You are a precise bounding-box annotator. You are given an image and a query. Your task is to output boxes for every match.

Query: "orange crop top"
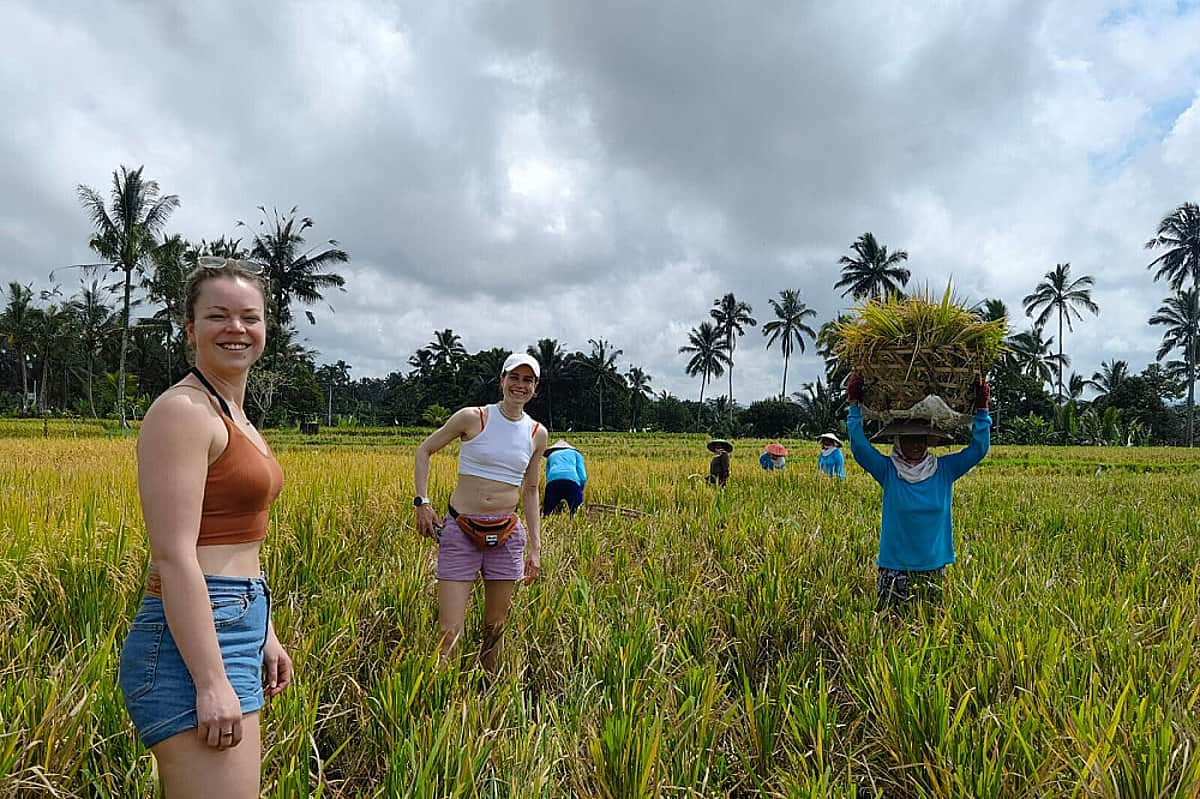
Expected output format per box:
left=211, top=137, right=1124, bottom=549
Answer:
left=145, top=373, right=284, bottom=596
left=196, top=412, right=284, bottom=546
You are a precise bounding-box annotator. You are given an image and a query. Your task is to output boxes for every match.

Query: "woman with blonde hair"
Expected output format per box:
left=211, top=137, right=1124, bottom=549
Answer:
left=414, top=353, right=548, bottom=670
left=118, top=258, right=292, bottom=797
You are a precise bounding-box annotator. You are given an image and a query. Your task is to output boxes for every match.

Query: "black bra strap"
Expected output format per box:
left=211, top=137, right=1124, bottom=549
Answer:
left=188, top=367, right=232, bottom=420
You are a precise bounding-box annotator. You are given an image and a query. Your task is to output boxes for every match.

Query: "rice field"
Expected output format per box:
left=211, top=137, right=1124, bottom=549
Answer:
left=3, top=421, right=1200, bottom=797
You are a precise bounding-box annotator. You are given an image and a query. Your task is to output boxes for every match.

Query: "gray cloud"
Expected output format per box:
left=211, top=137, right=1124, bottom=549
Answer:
left=2, top=0, right=1199, bottom=403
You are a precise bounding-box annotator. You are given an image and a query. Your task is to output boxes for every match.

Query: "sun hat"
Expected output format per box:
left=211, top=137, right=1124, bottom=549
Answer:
left=707, top=439, right=734, bottom=453
left=501, top=352, right=540, bottom=378
left=765, top=442, right=788, bottom=456
left=817, top=433, right=842, bottom=448
left=870, top=421, right=952, bottom=444
left=545, top=439, right=576, bottom=454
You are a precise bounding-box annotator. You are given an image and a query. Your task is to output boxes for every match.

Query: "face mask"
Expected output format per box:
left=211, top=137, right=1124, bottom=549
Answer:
left=889, top=445, right=937, bottom=483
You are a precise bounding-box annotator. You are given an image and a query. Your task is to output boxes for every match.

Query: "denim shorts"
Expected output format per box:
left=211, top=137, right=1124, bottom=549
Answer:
left=437, top=516, right=526, bottom=581
left=118, top=574, right=271, bottom=748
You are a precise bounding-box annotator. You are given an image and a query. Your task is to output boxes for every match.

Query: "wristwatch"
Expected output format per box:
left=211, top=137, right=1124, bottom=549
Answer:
left=413, top=496, right=432, bottom=508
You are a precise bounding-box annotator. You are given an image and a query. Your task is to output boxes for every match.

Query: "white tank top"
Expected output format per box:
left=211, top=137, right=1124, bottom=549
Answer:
left=458, top=404, right=540, bottom=485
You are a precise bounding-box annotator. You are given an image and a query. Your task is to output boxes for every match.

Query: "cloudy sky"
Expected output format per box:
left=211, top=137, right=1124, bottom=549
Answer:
left=3, top=0, right=1199, bottom=403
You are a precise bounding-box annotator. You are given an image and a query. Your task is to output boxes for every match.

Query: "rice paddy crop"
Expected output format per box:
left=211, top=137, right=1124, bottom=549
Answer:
left=834, top=284, right=1008, bottom=414
left=3, top=421, right=1200, bottom=797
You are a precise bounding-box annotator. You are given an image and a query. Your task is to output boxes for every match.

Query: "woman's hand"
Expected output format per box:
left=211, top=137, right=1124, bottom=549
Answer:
left=263, top=631, right=293, bottom=700
left=523, top=545, right=541, bottom=586
left=415, top=504, right=442, bottom=539
left=196, top=678, right=244, bottom=749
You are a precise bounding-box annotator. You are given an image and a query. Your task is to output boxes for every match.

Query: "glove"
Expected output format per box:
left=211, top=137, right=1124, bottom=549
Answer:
left=975, top=379, right=990, bottom=411
left=847, top=373, right=865, bottom=404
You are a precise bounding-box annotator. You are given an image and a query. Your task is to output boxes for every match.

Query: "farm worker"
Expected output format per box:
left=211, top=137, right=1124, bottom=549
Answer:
left=846, top=374, right=991, bottom=609
left=817, top=433, right=844, bottom=480
left=543, top=439, right=586, bottom=516
left=117, top=258, right=292, bottom=796
left=706, top=439, right=733, bottom=486
left=759, top=442, right=788, bottom=470
left=414, top=352, right=548, bottom=671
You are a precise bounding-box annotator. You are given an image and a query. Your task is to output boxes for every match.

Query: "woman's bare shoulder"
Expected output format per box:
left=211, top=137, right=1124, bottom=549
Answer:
left=139, top=386, right=221, bottom=448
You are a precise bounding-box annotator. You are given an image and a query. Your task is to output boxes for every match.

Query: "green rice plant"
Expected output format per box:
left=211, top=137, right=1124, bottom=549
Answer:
left=5, top=433, right=1200, bottom=796
left=736, top=673, right=789, bottom=792
left=585, top=709, right=664, bottom=799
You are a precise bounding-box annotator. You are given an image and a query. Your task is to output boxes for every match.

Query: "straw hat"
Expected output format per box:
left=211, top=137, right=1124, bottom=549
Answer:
left=870, top=421, right=952, bottom=444
left=545, top=439, right=576, bottom=454
left=706, top=439, right=734, bottom=453
left=817, top=433, right=842, bottom=448
left=765, top=442, right=788, bottom=456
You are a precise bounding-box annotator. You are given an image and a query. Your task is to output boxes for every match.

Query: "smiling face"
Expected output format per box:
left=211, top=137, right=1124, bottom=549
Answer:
left=500, top=365, right=538, bottom=404
left=185, top=276, right=267, bottom=374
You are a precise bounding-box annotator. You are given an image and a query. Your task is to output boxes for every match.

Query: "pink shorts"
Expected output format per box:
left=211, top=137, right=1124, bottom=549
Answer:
left=437, top=515, right=527, bottom=581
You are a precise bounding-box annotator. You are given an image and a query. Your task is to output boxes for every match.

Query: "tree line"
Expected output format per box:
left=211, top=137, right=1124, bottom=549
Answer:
left=1, top=164, right=1198, bottom=444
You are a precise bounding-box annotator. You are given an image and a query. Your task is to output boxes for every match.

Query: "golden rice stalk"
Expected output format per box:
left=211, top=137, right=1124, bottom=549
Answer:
left=833, top=282, right=1008, bottom=412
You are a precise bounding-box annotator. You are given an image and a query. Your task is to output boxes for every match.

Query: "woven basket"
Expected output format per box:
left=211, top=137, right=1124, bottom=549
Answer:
left=856, top=343, right=979, bottom=415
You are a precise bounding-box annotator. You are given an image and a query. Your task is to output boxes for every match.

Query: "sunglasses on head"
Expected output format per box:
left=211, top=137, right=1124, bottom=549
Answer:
left=191, top=256, right=265, bottom=275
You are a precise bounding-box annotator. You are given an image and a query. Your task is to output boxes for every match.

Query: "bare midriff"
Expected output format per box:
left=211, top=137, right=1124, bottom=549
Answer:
left=145, top=543, right=263, bottom=596
left=449, top=473, right=522, bottom=515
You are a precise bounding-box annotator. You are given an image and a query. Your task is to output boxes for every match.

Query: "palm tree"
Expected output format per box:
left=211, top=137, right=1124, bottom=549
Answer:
left=1065, top=372, right=1087, bottom=403
left=527, top=338, right=567, bottom=429
left=1008, top=325, right=1068, bottom=389
left=144, top=234, right=190, bottom=384
left=31, top=302, right=73, bottom=412
left=761, top=289, right=817, bottom=397
left=1146, top=203, right=1200, bottom=291
left=1084, top=359, right=1130, bottom=403
left=710, top=293, right=756, bottom=422
left=793, top=378, right=841, bottom=436
left=571, top=338, right=624, bottom=430
left=428, top=329, right=467, bottom=370
left=816, top=314, right=851, bottom=386
left=1150, top=288, right=1200, bottom=446
left=679, top=321, right=731, bottom=406
left=835, top=232, right=911, bottom=300
left=974, top=298, right=1009, bottom=323
left=244, top=205, right=348, bottom=334
left=0, top=283, right=36, bottom=412
left=625, top=366, right=653, bottom=430
left=1021, top=263, right=1099, bottom=400
left=67, top=280, right=117, bottom=417
left=466, top=347, right=511, bottom=405
left=193, top=236, right=248, bottom=260
left=77, top=165, right=180, bottom=427
left=315, top=359, right=353, bottom=424
left=408, top=348, right=436, bottom=378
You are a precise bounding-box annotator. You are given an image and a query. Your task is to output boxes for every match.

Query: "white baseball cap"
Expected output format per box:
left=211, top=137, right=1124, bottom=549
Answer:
left=501, top=352, right=540, bottom=378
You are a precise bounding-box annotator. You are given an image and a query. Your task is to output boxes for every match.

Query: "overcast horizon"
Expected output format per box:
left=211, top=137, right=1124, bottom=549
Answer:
left=3, top=1, right=1199, bottom=404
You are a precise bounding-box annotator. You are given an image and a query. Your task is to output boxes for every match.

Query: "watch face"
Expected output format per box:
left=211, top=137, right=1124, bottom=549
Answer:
left=413, top=497, right=424, bottom=507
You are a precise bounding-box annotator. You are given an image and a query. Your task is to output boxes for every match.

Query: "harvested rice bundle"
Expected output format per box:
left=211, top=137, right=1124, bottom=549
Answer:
left=834, top=283, right=1007, bottom=427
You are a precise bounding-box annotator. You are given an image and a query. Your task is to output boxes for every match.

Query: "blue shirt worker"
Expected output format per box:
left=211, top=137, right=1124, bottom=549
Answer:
left=542, top=440, right=587, bottom=516
left=846, top=374, right=991, bottom=610
left=816, top=433, right=845, bottom=480
left=759, top=442, right=788, bottom=470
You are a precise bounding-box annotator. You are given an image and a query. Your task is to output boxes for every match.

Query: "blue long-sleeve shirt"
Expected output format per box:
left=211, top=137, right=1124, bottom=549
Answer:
left=545, top=448, right=587, bottom=487
left=847, top=405, right=991, bottom=571
left=818, top=447, right=845, bottom=480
